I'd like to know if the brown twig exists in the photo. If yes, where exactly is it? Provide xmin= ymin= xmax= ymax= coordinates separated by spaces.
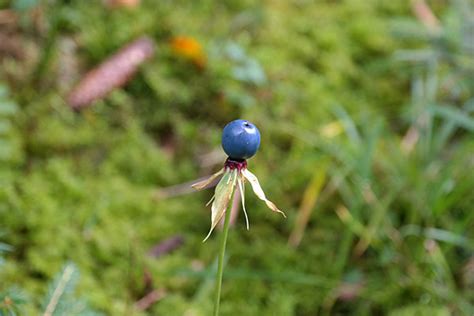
xmin=148 ymin=235 xmax=184 ymax=258
xmin=411 ymin=0 xmax=441 ymax=34
xmin=0 ymin=10 xmax=17 ymax=25
xmin=134 ymin=289 xmax=166 ymax=312
xmin=104 ymin=0 xmax=140 ymax=8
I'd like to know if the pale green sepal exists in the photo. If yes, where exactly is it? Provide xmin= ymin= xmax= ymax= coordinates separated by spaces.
xmin=237 ymin=176 xmax=250 ymax=230
xmin=203 ymin=169 xmax=237 ymax=242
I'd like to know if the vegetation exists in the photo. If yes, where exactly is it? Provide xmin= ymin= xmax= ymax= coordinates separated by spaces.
xmin=0 ymin=0 xmax=473 ymax=315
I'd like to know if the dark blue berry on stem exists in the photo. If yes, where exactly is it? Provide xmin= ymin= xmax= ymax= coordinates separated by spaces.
xmin=222 ymin=119 xmax=261 ymax=160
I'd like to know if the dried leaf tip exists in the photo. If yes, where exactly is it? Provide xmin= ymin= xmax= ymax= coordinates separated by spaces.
xmin=191 ymin=169 xmax=224 ymax=191
xmin=242 ymin=169 xmax=286 ymax=218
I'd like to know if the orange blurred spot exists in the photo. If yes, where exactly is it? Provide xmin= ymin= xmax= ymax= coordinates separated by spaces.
xmin=170 ymin=36 xmax=206 ymax=68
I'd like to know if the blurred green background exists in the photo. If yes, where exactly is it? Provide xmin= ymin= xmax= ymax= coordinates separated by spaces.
xmin=1 ymin=0 xmax=473 ymax=315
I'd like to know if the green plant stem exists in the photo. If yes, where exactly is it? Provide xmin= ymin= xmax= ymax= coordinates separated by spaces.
xmin=213 ymin=203 xmax=233 ymax=316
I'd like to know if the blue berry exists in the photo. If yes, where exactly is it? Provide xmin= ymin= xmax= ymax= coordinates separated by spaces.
xmin=221 ymin=119 xmax=261 ymax=160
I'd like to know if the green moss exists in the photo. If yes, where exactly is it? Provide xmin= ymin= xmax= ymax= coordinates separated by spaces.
xmin=1 ymin=0 xmax=473 ymax=315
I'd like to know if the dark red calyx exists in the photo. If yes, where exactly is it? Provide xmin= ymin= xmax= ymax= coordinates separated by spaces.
xmin=224 ymin=157 xmax=247 ymax=172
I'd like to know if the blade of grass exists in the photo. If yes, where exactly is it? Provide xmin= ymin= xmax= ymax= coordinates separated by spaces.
xmin=288 ymin=163 xmax=327 ymax=247
xmin=430 ymin=104 xmax=474 ymax=131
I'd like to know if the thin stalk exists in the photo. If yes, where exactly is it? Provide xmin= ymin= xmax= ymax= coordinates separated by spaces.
xmin=213 ymin=199 xmax=233 ymax=316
